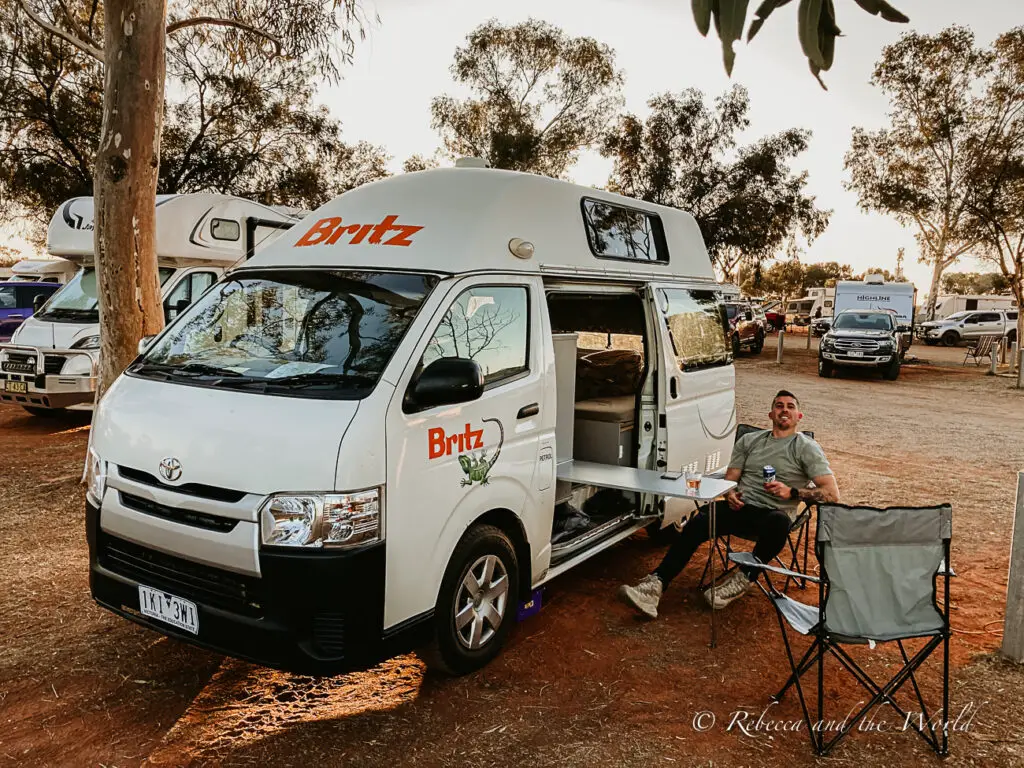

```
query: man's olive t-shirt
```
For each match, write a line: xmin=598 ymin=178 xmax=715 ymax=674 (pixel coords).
xmin=728 ymin=430 xmax=832 ymax=517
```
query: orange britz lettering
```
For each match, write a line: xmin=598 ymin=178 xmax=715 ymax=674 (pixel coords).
xmin=428 ymin=424 xmax=485 ymax=459
xmin=295 ymin=215 xmax=423 ymax=248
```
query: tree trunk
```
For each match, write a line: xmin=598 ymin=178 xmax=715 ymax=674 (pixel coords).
xmin=925 ymin=255 xmax=945 ymax=321
xmin=93 ymin=0 xmax=167 ymax=400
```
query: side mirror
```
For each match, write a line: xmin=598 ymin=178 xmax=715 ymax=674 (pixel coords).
xmin=744 ymin=310 xmax=753 ymax=321
xmin=33 ymin=294 xmax=48 ymax=314
xmin=405 ymin=357 xmax=484 ymax=413
xmin=819 ymin=321 xmax=831 ymax=331
xmin=138 ymin=335 xmax=157 ymax=354
xmin=897 ymin=324 xmax=911 ymax=333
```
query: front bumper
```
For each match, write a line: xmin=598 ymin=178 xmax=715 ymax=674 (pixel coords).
xmin=821 ymin=350 xmax=895 ymax=367
xmin=86 ymin=501 xmax=428 ymax=676
xmin=0 ymin=344 xmax=97 ymax=409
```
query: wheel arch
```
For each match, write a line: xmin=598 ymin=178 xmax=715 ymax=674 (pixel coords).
xmin=471 ymin=508 xmax=532 ymax=600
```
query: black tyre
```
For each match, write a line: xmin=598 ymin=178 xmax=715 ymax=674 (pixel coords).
xmin=731 ymin=333 xmax=741 ymax=358
xmin=752 ymin=331 xmax=765 ymax=354
xmin=1008 ymin=330 xmax=1018 ymax=345
xmin=421 ymin=524 xmax=519 ymax=676
xmin=817 ymin=358 xmax=833 ymax=378
xmin=22 ymin=406 xmax=61 ymax=418
xmin=941 ymin=330 xmax=959 ymax=347
xmin=883 ymin=357 xmax=900 ymax=380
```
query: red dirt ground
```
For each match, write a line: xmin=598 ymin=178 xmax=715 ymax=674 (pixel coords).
xmin=1 ymin=334 xmax=1023 ymax=767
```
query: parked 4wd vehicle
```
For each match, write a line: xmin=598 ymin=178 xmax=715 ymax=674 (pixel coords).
xmin=724 ymin=300 xmax=768 ymax=356
xmin=916 ymin=309 xmax=1019 ymax=347
xmin=818 ymin=309 xmax=908 ymax=381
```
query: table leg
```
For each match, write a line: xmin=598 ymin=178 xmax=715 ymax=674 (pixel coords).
xmin=709 ymin=499 xmax=717 ymax=648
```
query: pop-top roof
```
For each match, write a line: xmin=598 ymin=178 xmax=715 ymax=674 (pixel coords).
xmin=47 ymin=194 xmax=306 ymax=266
xmin=244 ymin=167 xmax=716 ymax=282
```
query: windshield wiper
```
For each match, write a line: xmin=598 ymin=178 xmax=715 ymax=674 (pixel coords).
xmin=171 ymin=362 xmax=246 ymax=378
xmin=263 ymin=371 xmax=375 ymax=388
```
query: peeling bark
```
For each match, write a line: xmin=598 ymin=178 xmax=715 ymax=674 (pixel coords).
xmin=94 ymin=0 xmax=167 ymax=399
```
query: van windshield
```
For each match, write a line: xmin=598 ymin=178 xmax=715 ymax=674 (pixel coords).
xmin=129 ymin=269 xmax=438 ymax=400
xmin=36 ymin=267 xmax=174 ymax=323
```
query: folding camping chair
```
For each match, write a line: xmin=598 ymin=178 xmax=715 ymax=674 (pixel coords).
xmin=697 ymin=423 xmax=817 ymax=593
xmin=963 ymin=334 xmax=999 ymax=366
xmin=730 ymin=502 xmax=953 ymax=756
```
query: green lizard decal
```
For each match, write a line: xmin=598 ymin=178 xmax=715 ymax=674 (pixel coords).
xmin=458 ymin=417 xmax=504 ymax=487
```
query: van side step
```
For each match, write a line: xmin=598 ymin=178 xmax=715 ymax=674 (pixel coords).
xmin=549 ymin=512 xmax=637 ymax=565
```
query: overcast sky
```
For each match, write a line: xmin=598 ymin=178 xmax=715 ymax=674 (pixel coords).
xmin=9 ymin=1 xmax=1020 ymax=296
xmin=316 ymin=0 xmax=1020 ymax=294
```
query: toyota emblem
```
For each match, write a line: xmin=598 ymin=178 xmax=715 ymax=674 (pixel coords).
xmin=159 ymin=457 xmax=183 ymax=482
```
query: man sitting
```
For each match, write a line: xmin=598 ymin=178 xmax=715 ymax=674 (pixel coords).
xmin=619 ymin=390 xmax=840 ymax=618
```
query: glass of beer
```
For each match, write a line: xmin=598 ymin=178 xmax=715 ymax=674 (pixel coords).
xmin=685 ymin=470 xmax=702 ymax=496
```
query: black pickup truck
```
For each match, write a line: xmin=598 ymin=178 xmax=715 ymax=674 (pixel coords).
xmin=817 ymin=309 xmax=909 ymax=381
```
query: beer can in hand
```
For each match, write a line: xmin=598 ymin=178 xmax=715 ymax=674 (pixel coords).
xmin=763 ymin=465 xmax=776 ymax=484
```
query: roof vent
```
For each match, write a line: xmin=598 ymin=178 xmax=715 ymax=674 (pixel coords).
xmin=455 ymin=157 xmax=489 ymax=169
xmin=864 ymin=273 xmax=885 ymax=284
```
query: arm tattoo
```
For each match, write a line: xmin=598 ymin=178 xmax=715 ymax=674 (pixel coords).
xmin=798 ymin=486 xmax=835 ymax=504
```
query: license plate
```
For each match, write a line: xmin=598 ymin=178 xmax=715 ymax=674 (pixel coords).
xmin=138 ymin=585 xmax=199 ymax=634
xmin=848 ymin=350 xmax=864 ymax=357
xmin=4 ymin=380 xmax=27 ymax=394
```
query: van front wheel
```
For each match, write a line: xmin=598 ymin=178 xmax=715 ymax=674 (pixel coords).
xmin=421 ymin=524 xmax=520 ymax=676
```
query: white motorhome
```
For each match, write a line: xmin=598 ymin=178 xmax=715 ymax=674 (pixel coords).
xmin=7 ymin=257 xmax=78 ymax=284
xmin=930 ymin=294 xmax=1017 ymax=320
xmin=0 ymin=194 xmax=304 ymax=415
xmin=83 ymin=166 xmax=738 ymax=676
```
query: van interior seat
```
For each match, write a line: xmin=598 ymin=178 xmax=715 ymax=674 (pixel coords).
xmin=574 ymin=348 xmax=643 ymax=401
xmin=573 ymin=395 xmax=635 ymax=423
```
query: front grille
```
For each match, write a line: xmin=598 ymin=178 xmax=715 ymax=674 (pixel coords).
xmin=834 ymin=339 xmax=880 ymax=351
xmin=99 ymin=534 xmax=264 ymax=617
xmin=2 ymin=353 xmax=35 ymax=374
xmin=311 ymin=613 xmax=347 ymax=657
xmin=117 ymin=465 xmax=248 ymax=504
xmin=43 ymin=355 xmax=66 ymax=374
xmin=119 ymin=491 xmax=239 ymax=533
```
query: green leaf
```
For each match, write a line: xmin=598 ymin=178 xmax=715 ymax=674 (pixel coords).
xmin=851 ymin=0 xmax=910 ymax=23
xmin=818 ymin=0 xmax=840 ymax=71
xmin=715 ymin=0 xmax=750 ymax=76
xmin=798 ymin=0 xmax=826 ymax=70
xmin=747 ymin=0 xmax=795 ymax=42
xmin=692 ymin=0 xmax=714 ymax=37
xmin=809 ymin=59 xmax=828 ymax=90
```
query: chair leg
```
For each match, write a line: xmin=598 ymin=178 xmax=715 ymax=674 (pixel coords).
xmin=773 ymin=635 xmax=821 ymax=701
xmin=772 ymin=615 xmax=822 ymax=754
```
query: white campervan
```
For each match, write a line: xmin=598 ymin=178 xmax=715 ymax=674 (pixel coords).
xmin=84 ymin=166 xmax=737 ymax=676
xmin=0 ymin=194 xmax=304 ymax=415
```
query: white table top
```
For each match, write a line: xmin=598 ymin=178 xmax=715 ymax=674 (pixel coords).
xmin=556 ymin=460 xmax=736 ymax=501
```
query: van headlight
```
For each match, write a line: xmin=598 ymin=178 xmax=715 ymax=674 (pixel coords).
xmin=85 ymin=448 xmax=108 ymax=506
xmin=260 ymin=489 xmax=383 ymax=548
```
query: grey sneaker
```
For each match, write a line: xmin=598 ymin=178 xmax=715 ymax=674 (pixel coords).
xmin=704 ymin=569 xmax=753 ymax=610
xmin=619 ymin=574 xmax=663 ymax=619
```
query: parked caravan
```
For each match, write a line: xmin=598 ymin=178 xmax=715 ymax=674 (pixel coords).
xmin=818 ymin=276 xmax=917 ymax=352
xmin=83 ymin=166 xmax=738 ymax=677
xmin=0 ymin=195 xmax=305 ymax=415
xmin=7 ymin=258 xmax=78 ymax=284
xmin=930 ymin=293 xmax=1017 ymax=320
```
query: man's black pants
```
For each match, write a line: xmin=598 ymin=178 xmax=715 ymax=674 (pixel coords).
xmin=653 ymin=502 xmax=791 ymax=586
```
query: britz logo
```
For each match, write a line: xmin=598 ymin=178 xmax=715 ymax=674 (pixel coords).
xmin=295 ymin=215 xmax=423 ymax=248
xmin=429 ymin=424 xmax=484 ymax=459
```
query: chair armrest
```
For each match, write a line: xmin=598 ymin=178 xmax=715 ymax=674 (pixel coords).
xmin=728 ymin=551 xmax=821 ymax=583
xmin=938 ymin=559 xmax=957 ymax=577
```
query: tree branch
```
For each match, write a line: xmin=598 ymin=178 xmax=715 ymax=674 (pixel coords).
xmin=55 ymin=0 xmax=101 ymax=53
xmin=17 ymin=0 xmax=104 ymax=62
xmin=166 ymin=17 xmax=283 ymax=57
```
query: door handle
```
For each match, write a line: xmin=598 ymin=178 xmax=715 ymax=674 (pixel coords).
xmin=670 ymin=377 xmax=678 ymax=399
xmin=517 ymin=403 xmax=539 ymax=419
